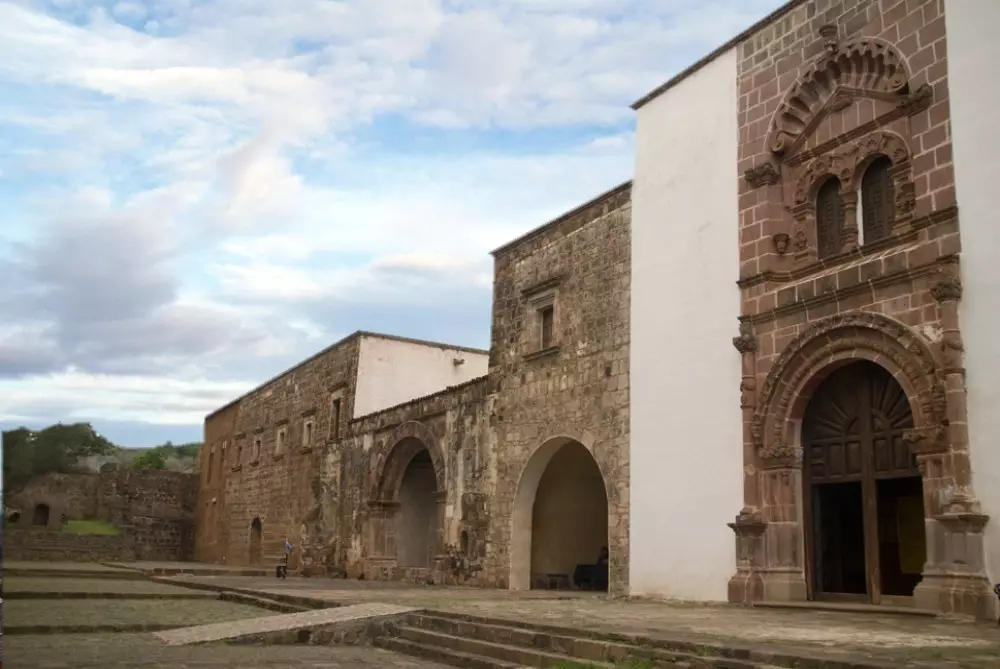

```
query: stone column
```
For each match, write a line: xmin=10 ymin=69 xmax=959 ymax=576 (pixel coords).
xmin=840 ymin=190 xmax=859 ymax=252
xmin=728 ymin=320 xmax=767 ymax=603
xmin=911 ymin=272 xmax=995 ymax=619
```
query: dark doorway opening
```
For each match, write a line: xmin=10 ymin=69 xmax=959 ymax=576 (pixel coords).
xmin=32 ymin=504 xmax=50 ymax=526
xmin=813 ymin=482 xmax=867 ymax=595
xmin=396 ymin=449 xmax=437 ymax=568
xmin=877 ymin=476 xmax=926 ymax=597
xmin=803 ymin=361 xmax=926 ymax=605
xmin=249 ymin=517 xmax=263 ymax=566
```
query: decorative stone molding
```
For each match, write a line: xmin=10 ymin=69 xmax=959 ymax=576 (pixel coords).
xmin=752 ymin=312 xmax=948 ymax=461
xmin=793 ymin=131 xmax=911 ymax=205
xmin=732 ymin=321 xmax=757 ymax=354
xmin=772 ymin=233 xmax=790 ymax=255
xmin=897 ymin=83 xmax=933 ymax=116
xmin=743 ymin=162 xmax=780 ymax=189
xmin=902 ymin=426 xmax=948 ymax=455
xmin=768 ymin=38 xmax=910 ymax=157
xmin=931 ymin=276 xmax=963 ymax=302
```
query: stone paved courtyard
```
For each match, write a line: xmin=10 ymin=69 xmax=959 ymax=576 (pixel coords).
xmin=4 ymin=562 xmax=1000 ymax=668
xmin=1 ymin=564 xmax=451 ymax=669
xmin=161 ymin=572 xmax=1000 ymax=667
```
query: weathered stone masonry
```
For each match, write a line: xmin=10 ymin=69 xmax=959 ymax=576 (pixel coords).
xmin=197 ymin=184 xmax=631 ymax=595
xmin=727 ymin=0 xmax=993 ymax=618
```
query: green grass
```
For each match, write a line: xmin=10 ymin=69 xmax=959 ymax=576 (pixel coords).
xmin=61 ymin=520 xmax=121 ymax=536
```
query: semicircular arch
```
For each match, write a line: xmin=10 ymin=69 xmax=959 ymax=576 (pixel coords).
xmin=751 ymin=312 xmax=947 ymax=464
xmin=369 ymin=421 xmax=446 ymax=502
xmin=509 ymin=433 xmax=611 ymax=591
xmin=768 ymin=38 xmax=911 ymax=157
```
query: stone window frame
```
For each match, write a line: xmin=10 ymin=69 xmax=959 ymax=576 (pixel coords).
xmin=789 ymin=131 xmax=914 ymax=263
xmin=274 ymin=420 xmax=289 ymax=459
xmin=251 ymin=429 xmax=263 ymax=465
xmin=232 ymin=435 xmax=245 ymax=472
xmin=329 ymin=386 xmax=347 ymax=441
xmin=521 ymin=274 xmax=564 ymax=361
xmin=301 ymin=408 xmax=317 ymax=452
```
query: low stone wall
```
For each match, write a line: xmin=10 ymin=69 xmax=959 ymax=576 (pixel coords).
xmin=4 ymin=528 xmax=134 ymax=562
xmin=130 ymin=517 xmax=194 ymax=562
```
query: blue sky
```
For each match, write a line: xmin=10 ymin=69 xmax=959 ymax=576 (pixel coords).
xmin=0 ymin=0 xmax=785 ymax=446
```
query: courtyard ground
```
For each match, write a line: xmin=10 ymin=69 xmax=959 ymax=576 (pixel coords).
xmin=3 ymin=560 xmax=999 ymax=668
xmin=1 ymin=562 xmax=450 ymax=669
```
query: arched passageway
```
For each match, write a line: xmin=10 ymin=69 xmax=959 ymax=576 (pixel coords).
xmin=396 ymin=449 xmax=438 ymax=567
xmin=248 ymin=517 xmax=263 ymax=566
xmin=511 ymin=438 xmax=609 ymax=591
xmin=369 ymin=430 xmax=445 ymax=574
xmin=803 ymin=361 xmax=926 ymax=604
xmin=32 ymin=504 xmax=50 ymax=526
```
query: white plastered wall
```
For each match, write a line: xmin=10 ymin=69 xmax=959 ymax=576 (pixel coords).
xmin=353 ymin=335 xmax=489 ymax=418
xmin=629 ymin=47 xmax=744 ymax=600
xmin=945 ymin=0 xmax=1000 ymax=584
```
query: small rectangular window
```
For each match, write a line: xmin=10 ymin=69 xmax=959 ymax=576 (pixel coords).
xmin=253 ymin=438 xmax=262 ymax=461
xmin=276 ymin=428 xmax=287 ymax=454
xmin=303 ymin=420 xmax=314 ymax=448
xmin=540 ymin=306 xmax=554 ymax=349
xmin=331 ymin=398 xmax=342 ymax=440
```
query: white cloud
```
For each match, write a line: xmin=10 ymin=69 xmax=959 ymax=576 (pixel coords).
xmin=0 ymin=0 xmax=787 ymax=440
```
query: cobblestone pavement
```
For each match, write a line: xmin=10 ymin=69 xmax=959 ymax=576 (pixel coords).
xmin=4 ymin=633 xmax=452 ymax=669
xmin=5 ymin=578 xmax=214 ymax=596
xmin=167 ymin=576 xmax=1000 ymax=666
xmin=5 ymin=598 xmax=266 ymax=628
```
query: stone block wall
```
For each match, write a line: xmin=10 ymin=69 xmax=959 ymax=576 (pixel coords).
xmin=208 ymin=335 xmax=362 ymax=567
xmin=4 ymin=527 xmax=133 ymax=562
xmin=6 ymin=472 xmax=100 ymax=521
xmin=4 ymin=468 xmax=198 ymax=562
xmin=197 ymin=183 xmax=632 ymax=595
xmin=486 ymin=183 xmax=632 ymax=595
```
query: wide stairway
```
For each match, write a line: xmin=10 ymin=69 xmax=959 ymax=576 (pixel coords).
xmin=373 ymin=610 xmax=872 ymax=669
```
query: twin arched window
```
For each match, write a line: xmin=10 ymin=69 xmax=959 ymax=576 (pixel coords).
xmin=815 ymin=156 xmax=894 ymax=259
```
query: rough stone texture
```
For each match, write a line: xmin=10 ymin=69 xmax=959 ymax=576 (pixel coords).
xmin=198 ymin=334 xmax=361 ymax=568
xmin=5 ymin=469 xmax=198 ymax=562
xmin=197 ymin=184 xmax=631 ymax=596
xmin=4 ymin=529 xmax=133 ymax=562
xmin=6 ymin=472 xmax=100 ymax=521
xmin=729 ymin=0 xmax=994 ymax=619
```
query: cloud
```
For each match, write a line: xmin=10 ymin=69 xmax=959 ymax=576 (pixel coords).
xmin=0 ymin=0 xmax=787 ymax=443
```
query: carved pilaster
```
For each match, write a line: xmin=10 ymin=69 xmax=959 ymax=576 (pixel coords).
xmin=840 ymin=189 xmax=859 ymax=252
xmin=727 ymin=507 xmax=767 ymax=604
xmin=734 ymin=320 xmax=761 ymax=515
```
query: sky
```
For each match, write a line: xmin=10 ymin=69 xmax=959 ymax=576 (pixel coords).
xmin=0 ymin=0 xmax=786 ymax=447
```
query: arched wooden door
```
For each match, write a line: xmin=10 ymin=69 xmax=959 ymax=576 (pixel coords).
xmin=803 ymin=361 xmax=926 ymax=605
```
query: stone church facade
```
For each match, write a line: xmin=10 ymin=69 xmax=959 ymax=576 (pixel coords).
xmin=630 ymin=0 xmax=999 ymax=620
xmin=195 ymin=184 xmax=631 ymax=595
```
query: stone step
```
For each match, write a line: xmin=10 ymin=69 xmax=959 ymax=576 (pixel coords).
xmin=408 ymin=611 xmax=883 ymax=669
xmin=154 ymin=602 xmax=417 ymax=646
xmin=373 ymin=635 xmax=529 ymax=669
xmin=217 ymin=591 xmax=310 ymax=613
xmin=395 ymin=625 xmax=613 ymax=668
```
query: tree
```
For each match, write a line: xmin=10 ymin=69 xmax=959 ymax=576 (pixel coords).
xmin=2 ymin=423 xmax=117 ymax=491
xmin=131 ymin=447 xmax=168 ymax=470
